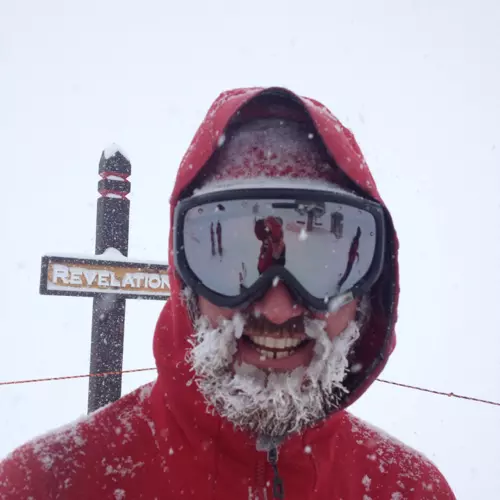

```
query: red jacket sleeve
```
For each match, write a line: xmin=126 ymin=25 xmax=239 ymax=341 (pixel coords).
xmin=0 ymin=444 xmax=49 ymax=499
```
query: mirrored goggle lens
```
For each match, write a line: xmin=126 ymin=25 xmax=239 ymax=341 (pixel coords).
xmin=182 ymin=198 xmax=377 ymax=301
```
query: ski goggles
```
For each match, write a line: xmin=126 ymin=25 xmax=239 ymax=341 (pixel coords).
xmin=173 ymin=179 xmax=386 ymax=312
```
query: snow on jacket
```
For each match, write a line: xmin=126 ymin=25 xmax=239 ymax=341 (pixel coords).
xmin=0 ymin=87 xmax=455 ymax=500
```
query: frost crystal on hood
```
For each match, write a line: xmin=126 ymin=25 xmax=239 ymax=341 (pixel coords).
xmin=114 ymin=489 xmax=126 ymax=500
xmin=204 ymin=119 xmax=338 ymax=184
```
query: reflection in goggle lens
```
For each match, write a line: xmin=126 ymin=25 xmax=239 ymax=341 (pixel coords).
xmin=184 ymin=198 xmax=376 ymax=301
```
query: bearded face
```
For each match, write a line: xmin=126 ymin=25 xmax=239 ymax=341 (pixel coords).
xmin=182 ymin=118 xmax=371 ymax=437
xmin=187 ymin=306 xmax=364 ymax=438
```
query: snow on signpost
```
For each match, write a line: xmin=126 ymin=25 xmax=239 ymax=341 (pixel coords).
xmin=39 ymin=146 xmax=170 ymax=414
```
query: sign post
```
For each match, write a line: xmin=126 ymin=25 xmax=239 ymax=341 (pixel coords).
xmin=39 ymin=146 xmax=169 ymax=413
xmin=90 ymin=148 xmax=130 ymax=413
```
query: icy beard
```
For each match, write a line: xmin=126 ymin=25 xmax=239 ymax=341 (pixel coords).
xmin=187 ymin=313 xmax=361 ymax=438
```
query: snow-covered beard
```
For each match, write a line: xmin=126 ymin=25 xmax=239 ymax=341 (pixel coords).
xmin=187 ymin=313 xmax=361 ymax=438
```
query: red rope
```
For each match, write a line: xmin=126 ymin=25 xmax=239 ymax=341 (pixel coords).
xmin=377 ymin=378 xmax=500 ymax=407
xmin=0 ymin=368 xmax=156 ymax=386
xmin=1 ymin=369 xmax=499 ymax=408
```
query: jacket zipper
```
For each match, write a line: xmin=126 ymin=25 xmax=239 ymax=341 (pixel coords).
xmin=267 ymin=445 xmax=284 ymax=499
xmin=256 ymin=435 xmax=285 ymax=500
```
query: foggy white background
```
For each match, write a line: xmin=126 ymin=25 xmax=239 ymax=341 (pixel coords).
xmin=1 ymin=1 xmax=499 ymax=498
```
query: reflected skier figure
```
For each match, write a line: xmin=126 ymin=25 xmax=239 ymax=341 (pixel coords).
xmin=216 ymin=221 xmax=223 ymax=257
xmin=337 ymin=226 xmax=362 ymax=291
xmin=210 ymin=221 xmax=223 ymax=257
xmin=238 ymin=262 xmax=247 ymax=291
xmin=255 ymin=216 xmax=286 ymax=274
xmin=210 ymin=222 xmax=216 ymax=256
xmin=330 ymin=211 xmax=344 ymax=239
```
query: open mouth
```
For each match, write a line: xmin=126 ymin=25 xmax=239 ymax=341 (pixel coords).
xmin=242 ymin=334 xmax=311 ymax=360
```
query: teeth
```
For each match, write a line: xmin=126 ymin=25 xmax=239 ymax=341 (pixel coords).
xmin=256 ymin=349 xmax=293 ymax=360
xmin=264 ymin=337 xmax=276 ymax=349
xmin=254 ymin=345 xmax=298 ymax=360
xmin=252 ymin=336 xmax=302 ymax=349
xmin=256 ymin=348 xmax=274 ymax=359
xmin=284 ymin=337 xmax=301 ymax=349
xmin=276 ymin=351 xmax=291 ymax=359
xmin=252 ymin=336 xmax=266 ymax=347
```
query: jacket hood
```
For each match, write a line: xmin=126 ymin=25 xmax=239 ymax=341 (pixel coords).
xmin=153 ymin=87 xmax=399 ymax=448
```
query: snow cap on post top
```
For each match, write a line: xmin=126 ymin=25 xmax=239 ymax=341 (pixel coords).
xmin=100 ymin=144 xmax=131 ymax=174
xmin=98 ymin=144 xmax=131 ymax=197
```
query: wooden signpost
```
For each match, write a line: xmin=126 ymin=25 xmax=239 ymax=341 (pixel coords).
xmin=39 ymin=146 xmax=169 ymax=413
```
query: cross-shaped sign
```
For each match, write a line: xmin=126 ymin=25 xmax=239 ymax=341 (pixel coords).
xmin=39 ymin=146 xmax=169 ymax=413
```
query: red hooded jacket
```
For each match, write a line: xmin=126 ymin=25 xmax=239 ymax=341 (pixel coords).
xmin=0 ymin=88 xmax=455 ymax=500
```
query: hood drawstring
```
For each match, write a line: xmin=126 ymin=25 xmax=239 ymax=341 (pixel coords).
xmin=256 ymin=435 xmax=285 ymax=500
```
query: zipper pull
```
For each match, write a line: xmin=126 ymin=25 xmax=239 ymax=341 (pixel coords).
xmin=267 ymin=445 xmax=284 ymax=500
xmin=256 ymin=435 xmax=286 ymax=500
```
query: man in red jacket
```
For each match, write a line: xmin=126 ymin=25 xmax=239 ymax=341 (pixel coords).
xmin=0 ymin=88 xmax=455 ymax=499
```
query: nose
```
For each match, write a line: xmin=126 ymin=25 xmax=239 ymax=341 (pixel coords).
xmin=252 ymin=282 xmax=305 ymax=325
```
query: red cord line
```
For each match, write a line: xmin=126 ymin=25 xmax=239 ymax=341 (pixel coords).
xmin=1 ymin=369 xmax=499 ymax=408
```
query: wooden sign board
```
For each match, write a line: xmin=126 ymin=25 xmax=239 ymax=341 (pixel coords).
xmin=40 ymin=255 xmax=170 ymax=300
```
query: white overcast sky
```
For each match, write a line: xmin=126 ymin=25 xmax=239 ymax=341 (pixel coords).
xmin=1 ymin=1 xmax=499 ymax=498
